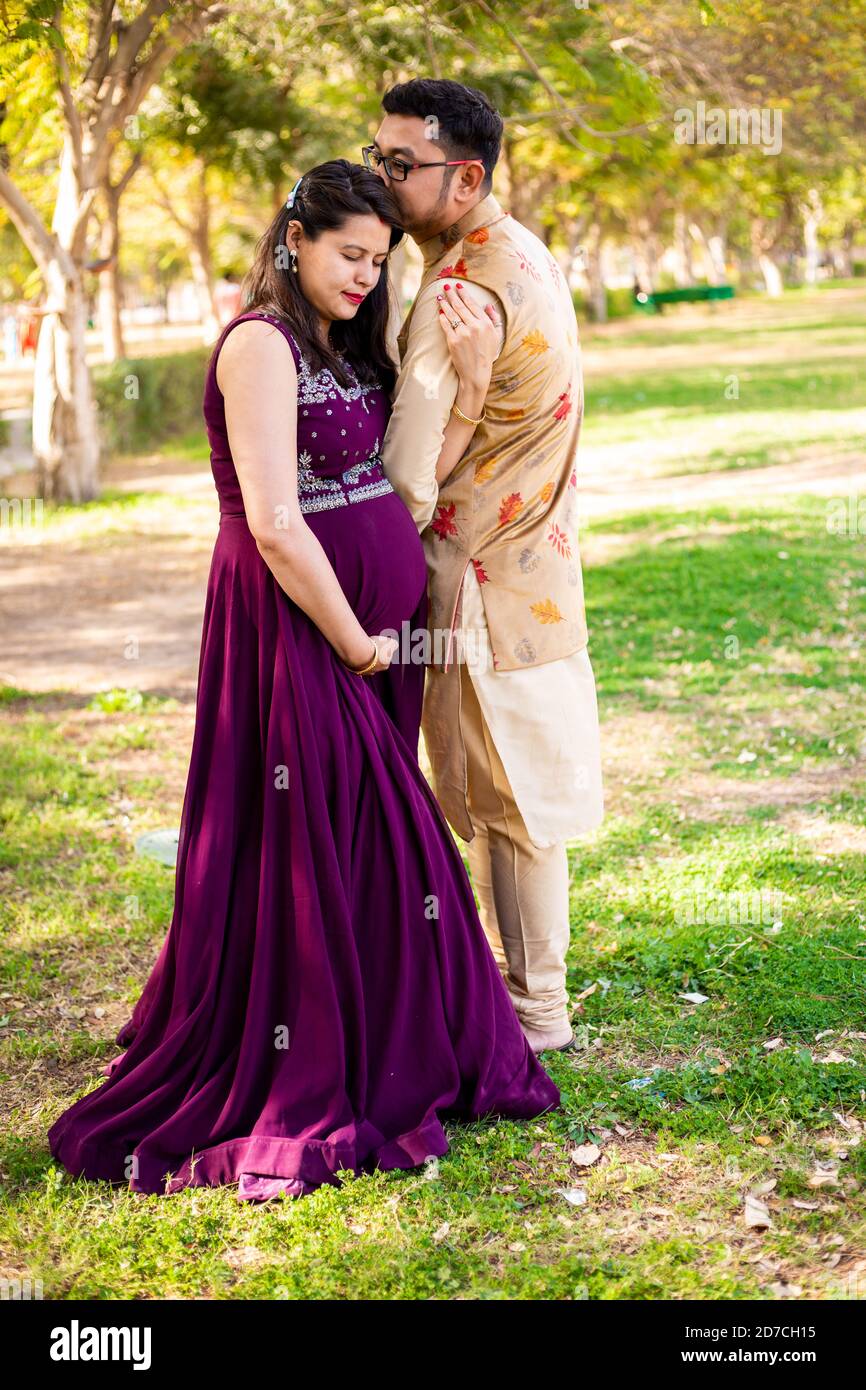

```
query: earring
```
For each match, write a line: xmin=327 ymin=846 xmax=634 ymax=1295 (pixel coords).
xmin=289 ymin=248 xmax=298 ymax=274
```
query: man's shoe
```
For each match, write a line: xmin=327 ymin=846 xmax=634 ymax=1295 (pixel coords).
xmin=521 ymin=1020 xmax=576 ymax=1054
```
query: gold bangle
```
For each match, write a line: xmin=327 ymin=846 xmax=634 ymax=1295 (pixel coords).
xmin=451 ymin=400 xmax=486 ymax=427
xmin=345 ymin=637 xmax=378 ymax=676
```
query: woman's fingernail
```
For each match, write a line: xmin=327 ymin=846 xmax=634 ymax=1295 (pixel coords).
xmin=436 ymin=293 xmax=443 ymax=300
xmin=444 ymin=283 xmax=450 ymax=289
xmin=456 ymin=282 xmax=463 ymax=288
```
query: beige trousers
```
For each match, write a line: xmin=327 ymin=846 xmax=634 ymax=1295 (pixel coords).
xmin=458 ymin=656 xmax=571 ymax=1031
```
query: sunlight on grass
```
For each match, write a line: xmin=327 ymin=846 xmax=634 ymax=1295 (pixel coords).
xmin=2 ymin=287 xmax=864 ymax=1300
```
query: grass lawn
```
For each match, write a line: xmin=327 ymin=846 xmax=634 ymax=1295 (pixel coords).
xmin=1 ymin=287 xmax=865 ymax=1300
xmin=579 ymin=286 xmax=866 ymax=481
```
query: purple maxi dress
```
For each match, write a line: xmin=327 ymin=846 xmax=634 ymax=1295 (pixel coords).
xmin=48 ymin=311 xmax=561 ymax=1201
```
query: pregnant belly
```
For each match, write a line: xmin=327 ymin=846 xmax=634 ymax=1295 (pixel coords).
xmin=305 ymin=490 xmax=428 ymax=636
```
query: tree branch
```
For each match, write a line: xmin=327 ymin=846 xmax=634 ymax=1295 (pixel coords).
xmin=0 ymin=166 xmax=74 ymax=279
xmin=87 ymin=3 xmax=227 ymax=183
xmin=148 ymin=165 xmax=196 ymax=236
xmin=52 ymin=7 xmax=84 ymax=178
xmin=80 ymin=0 xmax=117 ymax=108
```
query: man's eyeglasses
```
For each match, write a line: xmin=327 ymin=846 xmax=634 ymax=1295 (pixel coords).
xmin=361 ymin=145 xmax=484 ymax=182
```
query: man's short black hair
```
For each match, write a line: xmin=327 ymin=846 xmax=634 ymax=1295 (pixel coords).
xmin=381 ymin=78 xmax=503 ymax=193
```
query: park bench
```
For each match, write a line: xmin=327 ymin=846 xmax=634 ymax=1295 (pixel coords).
xmin=634 ymin=284 xmax=735 ymax=313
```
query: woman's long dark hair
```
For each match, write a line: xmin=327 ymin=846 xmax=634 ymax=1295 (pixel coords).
xmin=240 ymin=160 xmax=405 ymax=392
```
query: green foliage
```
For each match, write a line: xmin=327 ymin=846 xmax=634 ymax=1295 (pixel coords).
xmin=92 ymin=349 xmax=210 ymax=454
xmin=573 ymin=286 xmax=637 ymax=322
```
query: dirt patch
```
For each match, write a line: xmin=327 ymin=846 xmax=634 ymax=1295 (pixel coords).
xmin=578 ymin=446 xmax=866 ymax=523
xmin=596 ymin=708 xmax=698 ymax=814
xmin=775 ymin=809 xmax=866 ymax=856
xmin=661 ymin=761 xmax=866 ymax=822
xmin=3 ymin=425 xmax=864 ymax=694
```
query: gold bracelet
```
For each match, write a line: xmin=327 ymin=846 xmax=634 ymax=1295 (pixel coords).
xmin=451 ymin=400 xmax=486 ymax=427
xmin=345 ymin=637 xmax=378 ymax=676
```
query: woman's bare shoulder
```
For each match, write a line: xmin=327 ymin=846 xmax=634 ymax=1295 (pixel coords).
xmin=216 ymin=316 xmax=296 ymax=392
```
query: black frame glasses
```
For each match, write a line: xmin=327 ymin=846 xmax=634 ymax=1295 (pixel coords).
xmin=361 ymin=145 xmax=484 ymax=182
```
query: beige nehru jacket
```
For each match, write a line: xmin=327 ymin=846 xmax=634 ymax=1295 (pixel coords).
xmin=380 ymin=195 xmax=604 ymax=847
xmin=383 ymin=191 xmax=589 ymax=674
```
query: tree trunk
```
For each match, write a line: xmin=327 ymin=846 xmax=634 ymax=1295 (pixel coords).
xmin=689 ymin=223 xmax=717 ymax=285
xmin=751 ymin=217 xmax=785 ymax=297
xmin=189 ymin=235 xmax=219 ymax=341
xmin=801 ymin=189 xmax=823 ymax=285
xmin=31 ymin=138 xmax=100 ymax=501
xmin=97 ymin=183 xmax=126 ymax=361
xmin=33 ymin=260 xmax=100 ymax=501
xmin=757 ymin=253 xmax=784 ymax=297
xmin=631 ymin=215 xmax=661 ymax=294
xmin=672 ymin=208 xmax=694 ymax=287
xmin=189 ymin=166 xmax=219 ymax=341
xmin=585 ymin=221 xmax=607 ymax=323
xmin=706 ymin=223 xmax=728 ymax=284
xmin=830 ymin=227 xmax=855 ymax=278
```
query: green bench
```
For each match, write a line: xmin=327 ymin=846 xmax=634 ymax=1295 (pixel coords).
xmin=634 ymin=284 xmax=735 ymax=313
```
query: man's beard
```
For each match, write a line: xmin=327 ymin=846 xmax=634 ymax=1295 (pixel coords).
xmin=403 ymin=173 xmax=453 ymax=239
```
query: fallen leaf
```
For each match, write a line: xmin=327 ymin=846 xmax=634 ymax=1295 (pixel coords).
xmin=556 ymin=1187 xmax=587 ymax=1207
xmin=744 ymin=1194 xmax=772 ymax=1229
xmin=570 ymin=1143 xmax=601 ymax=1167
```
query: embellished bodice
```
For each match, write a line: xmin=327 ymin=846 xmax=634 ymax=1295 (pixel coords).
xmin=204 ymin=311 xmax=395 ymax=517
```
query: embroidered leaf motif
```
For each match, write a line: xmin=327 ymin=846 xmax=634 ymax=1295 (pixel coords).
xmin=531 ymin=597 xmax=565 ymax=625
xmin=437 ymin=257 xmax=468 ymax=279
xmin=498 ymin=492 xmax=524 ymax=526
xmin=472 ymin=558 xmax=490 ymax=584
xmin=474 ymin=456 xmax=497 ymax=484
xmin=538 ymin=480 xmax=554 ymax=504
xmin=546 ymin=253 xmax=565 ymax=288
xmin=514 ymin=637 xmax=536 ymax=663
xmin=518 ymin=547 xmax=540 ymax=573
xmin=548 ymin=522 xmax=572 ymax=558
xmin=431 ymin=502 xmax=458 ymax=540
xmin=510 ymin=249 xmax=543 ymax=282
xmin=521 ymin=329 xmax=549 ymax=356
xmin=554 ymin=385 xmax=573 ymax=421
xmin=465 ymin=227 xmax=489 ymax=245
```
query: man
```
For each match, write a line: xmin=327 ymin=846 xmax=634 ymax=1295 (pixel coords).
xmin=368 ymin=78 xmax=604 ymax=1054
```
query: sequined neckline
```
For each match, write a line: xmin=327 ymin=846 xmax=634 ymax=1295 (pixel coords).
xmin=250 ymin=313 xmax=378 ymax=404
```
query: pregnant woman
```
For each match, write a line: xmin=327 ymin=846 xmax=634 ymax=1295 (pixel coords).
xmin=48 ymin=161 xmax=560 ymax=1202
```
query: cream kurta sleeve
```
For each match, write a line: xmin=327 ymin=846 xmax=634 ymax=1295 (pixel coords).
xmin=381 ymin=278 xmax=505 ymax=533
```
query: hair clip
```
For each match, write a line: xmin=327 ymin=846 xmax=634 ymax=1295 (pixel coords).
xmin=285 ymin=176 xmax=303 ymax=211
